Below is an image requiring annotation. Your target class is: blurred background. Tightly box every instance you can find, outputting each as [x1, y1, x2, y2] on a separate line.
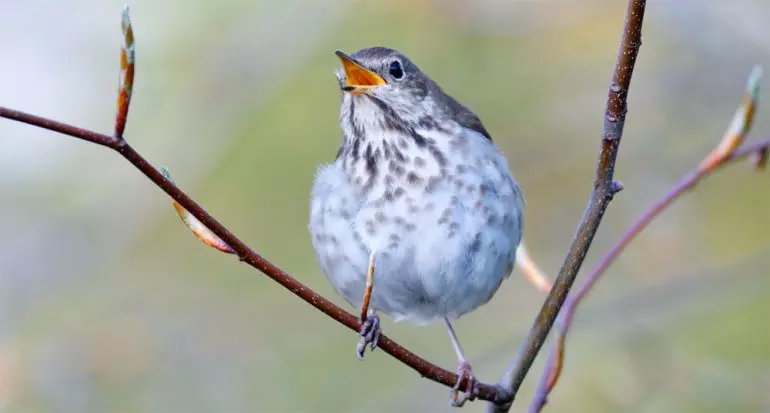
[1, 0, 769, 412]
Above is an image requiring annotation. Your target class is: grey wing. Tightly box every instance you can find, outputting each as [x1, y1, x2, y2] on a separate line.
[445, 93, 492, 141]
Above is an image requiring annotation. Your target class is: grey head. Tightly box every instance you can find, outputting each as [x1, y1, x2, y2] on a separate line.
[334, 47, 491, 145]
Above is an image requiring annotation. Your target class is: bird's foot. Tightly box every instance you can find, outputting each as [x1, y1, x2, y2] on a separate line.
[356, 313, 381, 360]
[450, 361, 479, 407]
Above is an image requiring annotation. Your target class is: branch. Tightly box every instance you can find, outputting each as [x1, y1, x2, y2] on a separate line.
[529, 67, 767, 412]
[0, 83, 515, 404]
[0, 8, 511, 405]
[486, 2, 647, 411]
[516, 244, 553, 294]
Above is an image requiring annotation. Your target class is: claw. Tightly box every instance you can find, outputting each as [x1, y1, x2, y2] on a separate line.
[450, 361, 478, 407]
[356, 313, 381, 359]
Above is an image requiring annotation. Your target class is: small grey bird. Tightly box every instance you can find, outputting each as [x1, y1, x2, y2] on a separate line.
[309, 47, 524, 405]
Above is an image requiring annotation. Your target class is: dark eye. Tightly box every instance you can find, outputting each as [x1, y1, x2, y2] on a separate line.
[388, 60, 404, 79]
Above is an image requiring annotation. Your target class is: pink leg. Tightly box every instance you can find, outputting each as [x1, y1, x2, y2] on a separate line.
[444, 317, 479, 407]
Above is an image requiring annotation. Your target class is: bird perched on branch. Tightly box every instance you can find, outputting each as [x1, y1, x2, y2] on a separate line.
[309, 46, 524, 406]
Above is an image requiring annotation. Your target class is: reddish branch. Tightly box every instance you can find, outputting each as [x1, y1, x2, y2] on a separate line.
[0, 105, 511, 404]
[526, 61, 765, 411]
[528, 137, 770, 412]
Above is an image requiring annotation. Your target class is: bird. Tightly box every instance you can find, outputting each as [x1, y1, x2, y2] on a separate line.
[309, 46, 524, 406]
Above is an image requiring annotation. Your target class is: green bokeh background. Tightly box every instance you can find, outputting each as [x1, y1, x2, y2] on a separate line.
[1, 1, 768, 412]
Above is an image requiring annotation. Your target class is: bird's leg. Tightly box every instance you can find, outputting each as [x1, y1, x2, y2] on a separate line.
[356, 253, 381, 359]
[360, 253, 375, 321]
[444, 316, 479, 407]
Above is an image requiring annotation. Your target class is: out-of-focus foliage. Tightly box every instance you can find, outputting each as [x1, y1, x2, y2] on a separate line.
[1, 1, 768, 412]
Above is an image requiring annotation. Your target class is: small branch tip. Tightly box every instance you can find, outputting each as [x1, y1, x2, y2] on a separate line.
[748, 65, 763, 93]
[115, 5, 135, 138]
[751, 147, 768, 170]
[610, 180, 624, 194]
[159, 167, 173, 181]
[516, 244, 553, 293]
[160, 167, 236, 254]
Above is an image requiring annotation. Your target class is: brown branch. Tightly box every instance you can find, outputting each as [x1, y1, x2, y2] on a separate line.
[0, 8, 508, 403]
[528, 138, 770, 412]
[0, 104, 513, 404]
[487, 1, 647, 411]
[516, 244, 553, 294]
[528, 64, 765, 412]
[0, 6, 521, 404]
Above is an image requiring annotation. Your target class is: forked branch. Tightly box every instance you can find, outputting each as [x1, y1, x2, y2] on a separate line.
[528, 67, 767, 413]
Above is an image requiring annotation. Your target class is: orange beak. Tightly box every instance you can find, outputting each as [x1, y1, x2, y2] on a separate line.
[335, 50, 385, 94]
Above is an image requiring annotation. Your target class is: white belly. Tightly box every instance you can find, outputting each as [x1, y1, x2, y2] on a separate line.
[309, 132, 523, 324]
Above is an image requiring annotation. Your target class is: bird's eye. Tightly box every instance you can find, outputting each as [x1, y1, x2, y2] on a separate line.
[388, 60, 404, 79]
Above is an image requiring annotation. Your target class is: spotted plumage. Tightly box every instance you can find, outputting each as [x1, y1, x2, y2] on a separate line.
[309, 47, 524, 405]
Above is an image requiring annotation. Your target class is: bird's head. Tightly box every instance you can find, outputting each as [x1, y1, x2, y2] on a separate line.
[335, 47, 441, 134]
[333, 46, 492, 168]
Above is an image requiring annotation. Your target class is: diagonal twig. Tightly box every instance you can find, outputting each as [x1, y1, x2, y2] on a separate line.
[0, 107, 512, 404]
[528, 138, 770, 413]
[0, 9, 510, 404]
[528, 66, 767, 412]
[516, 244, 553, 294]
[487, 1, 647, 411]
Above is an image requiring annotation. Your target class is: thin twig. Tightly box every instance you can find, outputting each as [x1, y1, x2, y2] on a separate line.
[161, 168, 236, 254]
[528, 66, 766, 412]
[516, 244, 553, 294]
[0, 104, 513, 404]
[528, 140, 769, 412]
[487, 1, 647, 411]
[528, 140, 770, 413]
[1, 5, 519, 403]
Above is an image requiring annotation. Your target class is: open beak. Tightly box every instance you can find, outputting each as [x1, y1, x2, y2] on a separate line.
[335, 50, 385, 94]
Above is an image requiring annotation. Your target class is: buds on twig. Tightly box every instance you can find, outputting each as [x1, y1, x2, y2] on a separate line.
[115, 5, 135, 139]
[699, 66, 762, 172]
[160, 168, 235, 254]
[528, 66, 768, 413]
